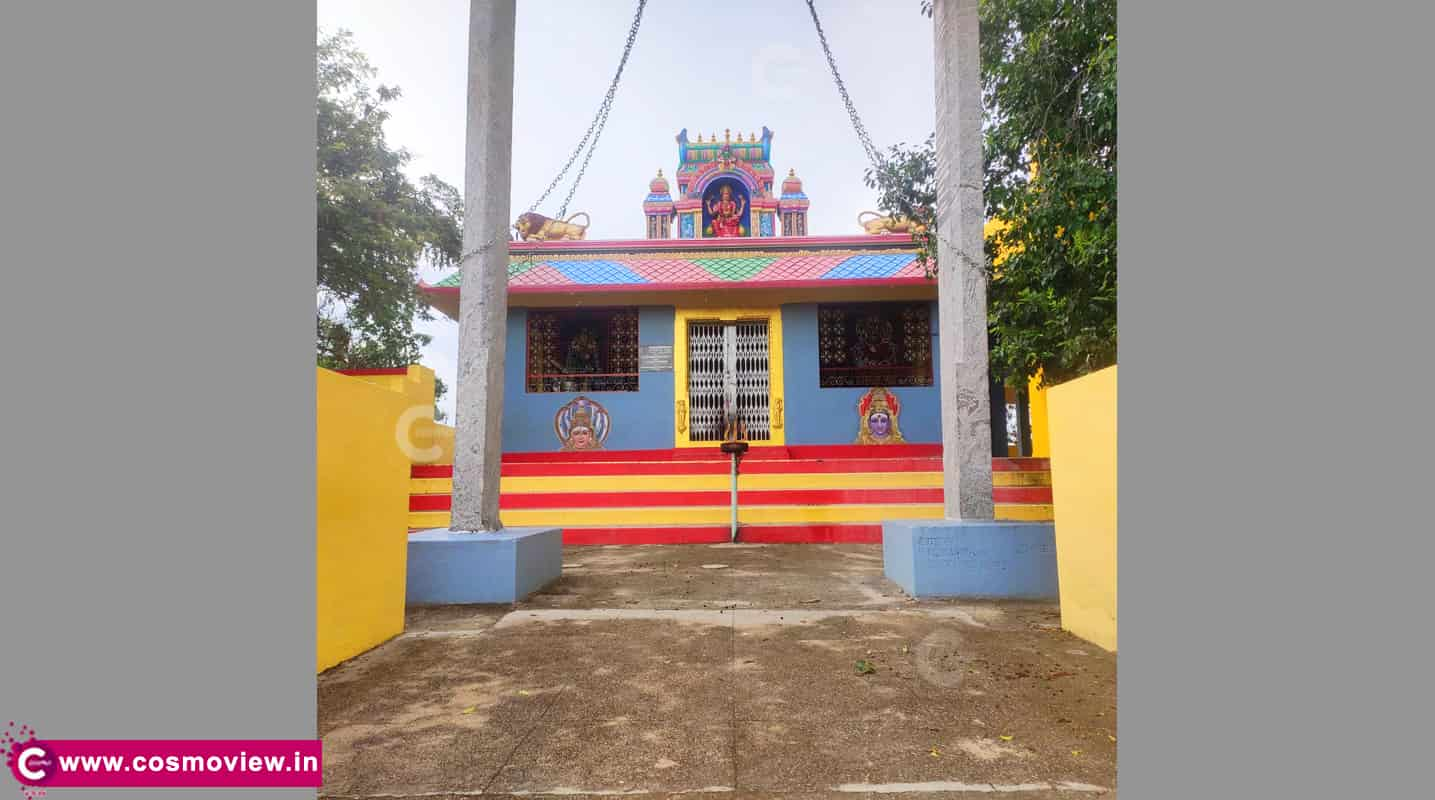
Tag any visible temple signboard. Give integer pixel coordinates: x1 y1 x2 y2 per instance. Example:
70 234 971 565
639 345 674 372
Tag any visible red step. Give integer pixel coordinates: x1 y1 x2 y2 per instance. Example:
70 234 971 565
415 453 1048 479
497 444 945 463
408 485 1051 512
558 524 882 546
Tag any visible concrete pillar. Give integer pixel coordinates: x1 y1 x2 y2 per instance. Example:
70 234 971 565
450 0 516 533
933 0 995 520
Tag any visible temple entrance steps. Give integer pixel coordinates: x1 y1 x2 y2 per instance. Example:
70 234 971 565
407 444 1052 545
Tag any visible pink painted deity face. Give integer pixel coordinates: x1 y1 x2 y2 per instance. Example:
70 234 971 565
569 426 595 450
720 186 732 200
868 411 892 439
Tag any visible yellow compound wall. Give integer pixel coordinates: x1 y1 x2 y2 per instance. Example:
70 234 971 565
341 366 455 465
1027 374 1051 458
316 368 414 672
1046 365 1118 652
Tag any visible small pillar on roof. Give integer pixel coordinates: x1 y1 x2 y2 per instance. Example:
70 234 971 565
643 168 675 239
778 169 810 237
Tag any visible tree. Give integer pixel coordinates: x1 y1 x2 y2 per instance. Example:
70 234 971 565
870 0 1117 387
317 29 461 413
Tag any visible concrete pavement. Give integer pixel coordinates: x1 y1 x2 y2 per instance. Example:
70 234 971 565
319 544 1116 798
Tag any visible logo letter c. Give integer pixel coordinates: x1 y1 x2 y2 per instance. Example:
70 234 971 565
17 746 49 781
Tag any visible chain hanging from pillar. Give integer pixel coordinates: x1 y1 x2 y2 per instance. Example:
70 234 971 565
804 0 883 173
540 0 647 221
804 0 976 273
462 0 648 262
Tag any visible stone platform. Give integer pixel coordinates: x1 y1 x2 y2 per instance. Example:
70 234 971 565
406 527 562 604
883 519 1059 599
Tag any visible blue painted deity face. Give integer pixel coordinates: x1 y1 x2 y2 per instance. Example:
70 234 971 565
868 411 892 439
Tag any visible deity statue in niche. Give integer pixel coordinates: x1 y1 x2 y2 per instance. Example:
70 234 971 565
563 328 601 374
855 387 905 445
705 184 746 237
555 396 611 451
851 314 897 367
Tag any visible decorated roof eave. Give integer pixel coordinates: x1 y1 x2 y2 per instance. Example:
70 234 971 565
418 275 936 320
502 233 918 258
416 234 933 321
420 275 932 296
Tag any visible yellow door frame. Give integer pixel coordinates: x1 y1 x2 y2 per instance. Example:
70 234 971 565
673 307 786 447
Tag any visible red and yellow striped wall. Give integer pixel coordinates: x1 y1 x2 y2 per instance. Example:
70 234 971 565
407 444 1052 545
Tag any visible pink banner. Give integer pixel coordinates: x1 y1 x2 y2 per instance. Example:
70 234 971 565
7 740 322 788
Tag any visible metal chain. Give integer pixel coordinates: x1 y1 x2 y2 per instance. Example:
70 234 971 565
805 0 980 277
805 0 884 172
557 0 645 218
459 0 647 264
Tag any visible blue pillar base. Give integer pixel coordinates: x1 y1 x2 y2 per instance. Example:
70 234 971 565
406 527 563 605
882 520 1059 599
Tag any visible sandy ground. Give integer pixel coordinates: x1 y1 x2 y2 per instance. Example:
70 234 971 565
319 544 1116 799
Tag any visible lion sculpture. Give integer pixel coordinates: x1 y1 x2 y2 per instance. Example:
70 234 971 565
513 212 591 242
858 211 927 236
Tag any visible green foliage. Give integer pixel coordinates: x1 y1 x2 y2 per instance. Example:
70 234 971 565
982 0 1116 385
317 30 463 372
871 0 1117 387
866 135 939 277
433 375 449 423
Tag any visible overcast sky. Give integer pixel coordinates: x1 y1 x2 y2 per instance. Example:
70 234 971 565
316 0 938 422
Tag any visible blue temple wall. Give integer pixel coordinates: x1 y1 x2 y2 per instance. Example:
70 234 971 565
779 303 943 445
499 302 941 451
502 306 676 452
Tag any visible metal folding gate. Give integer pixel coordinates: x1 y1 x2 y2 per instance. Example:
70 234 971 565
686 319 771 442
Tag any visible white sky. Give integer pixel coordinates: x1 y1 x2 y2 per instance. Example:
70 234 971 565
316 0 938 422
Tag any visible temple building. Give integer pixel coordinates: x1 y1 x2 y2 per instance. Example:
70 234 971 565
415 127 1049 544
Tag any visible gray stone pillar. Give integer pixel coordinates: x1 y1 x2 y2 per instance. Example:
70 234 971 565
933 0 995 520
450 0 517 533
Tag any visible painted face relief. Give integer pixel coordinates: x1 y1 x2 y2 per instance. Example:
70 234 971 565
855 387 904 445
555 396 610 451
869 411 891 438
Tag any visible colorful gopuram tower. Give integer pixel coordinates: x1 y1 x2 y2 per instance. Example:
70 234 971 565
643 127 809 239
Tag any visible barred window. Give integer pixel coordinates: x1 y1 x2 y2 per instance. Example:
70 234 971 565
526 308 640 393
817 302 933 388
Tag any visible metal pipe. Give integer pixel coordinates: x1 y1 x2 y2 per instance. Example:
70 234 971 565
730 451 739 542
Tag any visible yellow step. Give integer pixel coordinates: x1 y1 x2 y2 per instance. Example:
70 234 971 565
407 502 1053 530
410 470 1047 495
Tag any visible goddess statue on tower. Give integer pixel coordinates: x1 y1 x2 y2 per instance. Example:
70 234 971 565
705 185 746 237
